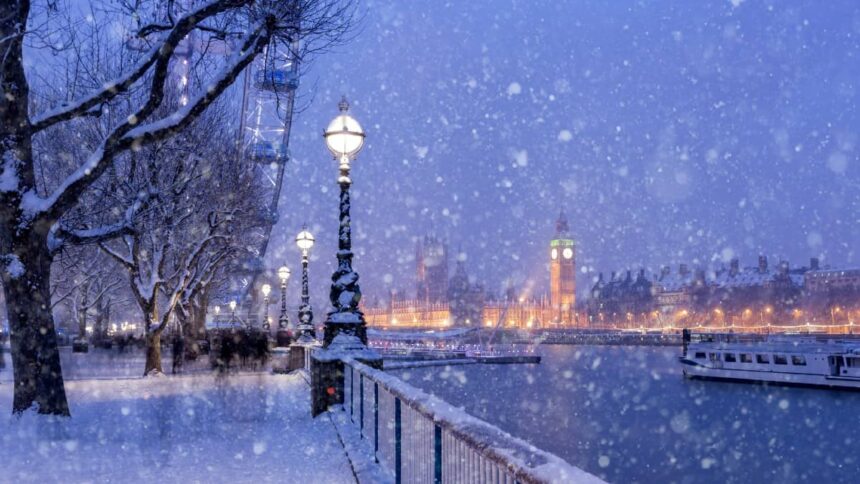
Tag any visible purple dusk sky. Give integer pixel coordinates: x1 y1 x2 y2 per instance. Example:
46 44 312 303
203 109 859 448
263 0 859 304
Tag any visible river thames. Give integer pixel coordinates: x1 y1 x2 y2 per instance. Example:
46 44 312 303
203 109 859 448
394 345 859 483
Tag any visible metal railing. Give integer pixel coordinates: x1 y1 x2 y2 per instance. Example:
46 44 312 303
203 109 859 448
296 343 318 372
340 359 601 484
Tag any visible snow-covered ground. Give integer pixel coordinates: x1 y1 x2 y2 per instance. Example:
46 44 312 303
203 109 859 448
0 351 355 483
0 347 214 382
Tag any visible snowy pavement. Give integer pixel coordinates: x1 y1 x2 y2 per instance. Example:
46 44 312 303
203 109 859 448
0 347 216 382
0 368 356 483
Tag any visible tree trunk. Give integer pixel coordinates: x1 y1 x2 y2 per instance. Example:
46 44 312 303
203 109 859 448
176 305 196 360
1 0 68 416
95 299 110 343
192 290 209 340
77 290 88 340
2 238 70 416
144 331 163 376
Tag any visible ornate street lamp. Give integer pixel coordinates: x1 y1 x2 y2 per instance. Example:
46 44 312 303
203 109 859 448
277 265 291 346
321 97 369 347
311 97 381 418
295 226 316 342
261 283 272 330
229 300 237 324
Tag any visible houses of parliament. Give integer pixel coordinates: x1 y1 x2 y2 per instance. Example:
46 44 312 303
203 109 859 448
363 210 860 332
363 213 579 329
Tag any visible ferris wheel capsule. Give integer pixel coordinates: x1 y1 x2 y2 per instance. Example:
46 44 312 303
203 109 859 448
249 141 289 164
254 69 299 92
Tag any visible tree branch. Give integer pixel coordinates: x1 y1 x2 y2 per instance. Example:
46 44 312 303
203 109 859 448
122 20 272 145
98 241 134 269
29 0 249 133
47 188 152 254
23 13 272 226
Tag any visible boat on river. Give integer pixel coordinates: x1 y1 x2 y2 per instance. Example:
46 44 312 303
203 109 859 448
679 330 860 390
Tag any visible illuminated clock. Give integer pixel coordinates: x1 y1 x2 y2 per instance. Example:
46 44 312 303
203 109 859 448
562 247 574 259
551 248 558 260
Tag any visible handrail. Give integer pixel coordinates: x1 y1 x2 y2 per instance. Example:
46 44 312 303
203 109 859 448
342 358 602 484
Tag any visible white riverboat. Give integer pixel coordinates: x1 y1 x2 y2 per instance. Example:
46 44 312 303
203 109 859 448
679 330 860 390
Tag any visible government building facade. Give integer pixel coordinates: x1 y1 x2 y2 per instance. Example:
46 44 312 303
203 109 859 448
364 213 578 329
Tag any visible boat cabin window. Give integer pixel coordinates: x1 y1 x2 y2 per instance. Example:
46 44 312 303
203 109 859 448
724 353 737 363
847 357 860 368
791 355 807 366
694 352 706 359
709 353 719 362
756 354 769 364
774 354 788 365
740 353 753 363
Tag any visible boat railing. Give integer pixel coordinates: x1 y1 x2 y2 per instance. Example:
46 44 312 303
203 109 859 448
689 332 769 344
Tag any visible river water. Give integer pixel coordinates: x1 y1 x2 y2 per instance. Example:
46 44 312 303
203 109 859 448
393 345 859 483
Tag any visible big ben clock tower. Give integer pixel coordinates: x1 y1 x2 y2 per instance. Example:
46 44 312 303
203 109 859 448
550 211 576 320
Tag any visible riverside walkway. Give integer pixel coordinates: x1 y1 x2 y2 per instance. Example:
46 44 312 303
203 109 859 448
1 348 354 483
0 347 601 483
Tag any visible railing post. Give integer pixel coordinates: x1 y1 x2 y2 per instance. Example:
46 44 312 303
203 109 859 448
434 424 442 484
395 397 402 484
349 368 354 420
359 374 365 437
374 382 379 463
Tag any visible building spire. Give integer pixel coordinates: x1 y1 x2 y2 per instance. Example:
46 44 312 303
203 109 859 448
556 210 570 235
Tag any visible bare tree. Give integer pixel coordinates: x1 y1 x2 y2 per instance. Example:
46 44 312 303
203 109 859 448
64 256 123 344
101 207 238 375
0 0 355 415
101 107 265 375
173 174 262 360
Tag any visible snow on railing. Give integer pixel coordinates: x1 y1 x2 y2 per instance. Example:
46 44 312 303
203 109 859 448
303 344 316 371
340 359 602 484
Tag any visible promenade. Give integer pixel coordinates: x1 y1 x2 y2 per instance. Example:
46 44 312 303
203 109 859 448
0 350 354 483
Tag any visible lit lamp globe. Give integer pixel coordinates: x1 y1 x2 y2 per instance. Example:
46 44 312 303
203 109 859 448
261 283 271 298
278 265 291 282
324 98 365 164
296 229 315 253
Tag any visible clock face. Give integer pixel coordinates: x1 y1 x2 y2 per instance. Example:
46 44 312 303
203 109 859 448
551 248 558 260
562 247 574 259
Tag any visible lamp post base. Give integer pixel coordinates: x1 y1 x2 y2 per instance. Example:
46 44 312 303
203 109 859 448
323 320 368 347
276 329 292 347
310 334 381 417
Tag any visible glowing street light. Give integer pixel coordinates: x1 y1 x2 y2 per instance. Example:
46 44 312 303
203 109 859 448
831 306 841 325
261 283 272 330
295 226 316 342
321 97 370 347
277 265 291 345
